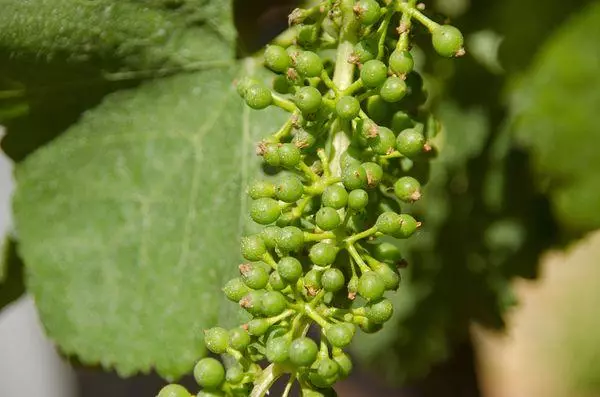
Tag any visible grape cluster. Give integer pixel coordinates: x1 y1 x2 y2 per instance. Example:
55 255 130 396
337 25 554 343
159 1 463 396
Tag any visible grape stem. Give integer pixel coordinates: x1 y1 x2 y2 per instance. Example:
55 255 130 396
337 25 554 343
396 1 440 32
249 364 285 397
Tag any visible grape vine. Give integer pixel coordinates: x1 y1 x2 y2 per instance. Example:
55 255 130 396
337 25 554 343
159 1 464 396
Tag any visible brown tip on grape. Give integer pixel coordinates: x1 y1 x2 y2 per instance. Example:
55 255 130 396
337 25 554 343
348 54 360 64
417 3 426 10
397 259 409 269
416 221 423 228
306 286 319 297
411 191 422 201
348 291 357 300
397 22 409 35
455 48 466 57
239 263 252 275
239 296 252 308
256 142 267 156
367 125 379 138
242 323 249 331
423 143 433 152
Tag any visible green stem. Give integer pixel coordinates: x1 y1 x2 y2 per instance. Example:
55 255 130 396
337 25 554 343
282 373 296 397
272 94 298 112
249 364 285 397
396 0 416 51
304 304 330 329
347 243 371 273
304 231 337 242
377 11 395 60
396 1 440 32
345 225 378 244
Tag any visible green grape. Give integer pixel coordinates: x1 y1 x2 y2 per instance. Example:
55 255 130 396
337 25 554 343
368 126 396 155
279 143 302 168
365 298 394 324
262 143 281 167
342 164 368 190
322 185 348 209
340 147 363 170
277 226 305 251
394 176 422 202
358 318 383 334
277 256 303 282
354 37 378 63
293 128 317 149
229 327 251 351
309 242 339 266
264 45 290 73
193 358 225 389
197 391 225 397
275 175 304 203
333 351 353 379
266 337 291 363
245 84 273 110
373 242 402 263
226 366 245 384
269 271 288 291
276 211 297 227
240 290 265 317
326 323 355 347
380 76 407 103
236 76 259 98
336 96 360 120
247 318 270 336
355 0 381 25
360 60 387 88
317 358 340 379
261 291 288 317
315 207 341 231
261 226 281 249
223 277 250 302
432 25 464 57
389 50 414 75
204 327 229 354
240 235 266 261
273 74 292 94
250 197 281 225
362 162 383 188
304 268 323 291
347 189 369 210
309 368 337 388
391 111 414 133
376 212 402 235
240 264 269 290
157 384 190 397
393 213 419 239
295 86 322 114
295 51 323 77
396 128 425 158
357 272 386 301
321 268 345 292
289 337 319 367
365 95 390 123
248 180 275 199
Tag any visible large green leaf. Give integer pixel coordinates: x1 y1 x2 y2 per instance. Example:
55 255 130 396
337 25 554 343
12 63 288 379
509 2 600 234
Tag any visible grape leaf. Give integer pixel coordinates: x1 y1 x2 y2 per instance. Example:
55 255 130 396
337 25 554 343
508 2 600 234
12 63 288 379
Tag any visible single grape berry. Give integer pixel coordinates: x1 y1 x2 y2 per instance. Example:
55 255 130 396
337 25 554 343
354 37 378 63
357 272 386 301
316 358 340 382
245 84 273 110
358 318 383 334
380 76 407 103
394 213 420 239
261 225 280 249
247 318 270 336
304 268 322 291
193 358 225 389
322 185 349 209
264 45 290 73
373 242 402 263
309 242 339 266
262 143 281 167
368 126 396 155
376 212 402 235
273 74 292 94
197 391 224 397
365 298 394 324
269 271 288 291
223 277 250 302
362 162 383 188
373 262 400 291
355 0 381 25
277 256 303 282
289 337 319 367
396 128 426 158
326 323 355 347
315 207 341 231
295 51 323 77
248 180 275 199
204 327 229 354
239 263 269 290
277 226 305 251
157 384 190 397
250 197 281 225
292 128 317 149
333 351 353 379
365 95 390 123
342 164 368 190
240 290 265 317
340 147 363 170
240 235 266 261
295 86 322 114
432 25 464 57
389 50 414 75
360 60 387 88
266 337 291 363
336 96 360 120
321 268 345 292
236 76 258 98
228 328 251 351
226 366 244 384
347 189 369 210
394 176 422 202
391 111 414 133
261 291 288 317
275 175 304 203
279 143 302 168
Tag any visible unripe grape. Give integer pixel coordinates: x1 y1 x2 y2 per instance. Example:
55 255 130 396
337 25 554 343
304 268 323 291
226 366 244 384
396 128 426 158
373 242 402 263
368 126 396 155
357 272 386 301
336 96 360 120
240 290 264 317
389 50 414 74
277 256 303 282
250 197 281 225
247 318 270 336
240 235 266 261
347 189 369 210
355 0 381 25
365 95 390 123
297 24 319 47
275 176 304 203
342 164 368 190
394 176 422 202
362 162 383 188
295 51 323 77
315 207 341 230
295 86 322 114
358 317 383 333
354 37 378 63
269 271 288 291
228 327 251 351
204 327 229 354
279 143 302 168
326 323 355 347
197 391 224 397
248 180 275 199
236 76 258 98
333 351 353 379
261 226 280 249
193 358 225 389
261 291 288 316
322 185 349 209
360 60 387 88
273 74 292 94
266 337 291 363
365 298 394 324
239 263 269 290
432 25 464 57
158 384 190 397
309 242 339 266
376 212 402 235
264 45 290 73
391 111 414 133
277 226 305 251
380 76 407 103
289 337 318 367
223 277 250 302
393 214 420 239
321 268 345 292
262 143 281 167
245 84 272 110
